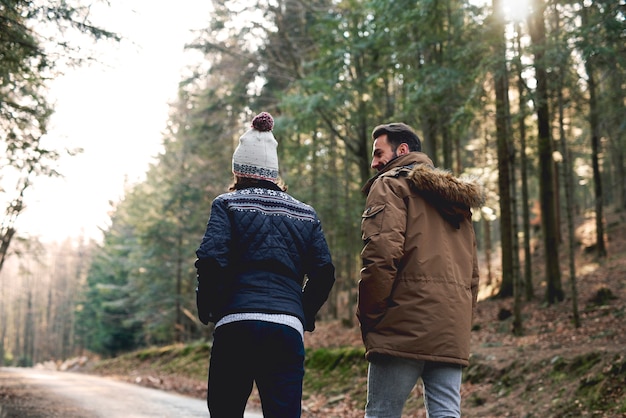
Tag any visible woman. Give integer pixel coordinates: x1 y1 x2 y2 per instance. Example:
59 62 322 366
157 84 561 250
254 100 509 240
195 111 335 418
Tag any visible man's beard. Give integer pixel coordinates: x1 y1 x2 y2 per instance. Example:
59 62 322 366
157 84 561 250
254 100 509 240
380 150 399 171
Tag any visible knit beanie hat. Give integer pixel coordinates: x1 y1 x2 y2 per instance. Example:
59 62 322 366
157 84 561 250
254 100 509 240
232 112 279 182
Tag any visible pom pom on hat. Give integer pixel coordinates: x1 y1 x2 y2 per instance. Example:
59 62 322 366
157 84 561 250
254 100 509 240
251 112 274 132
232 112 279 182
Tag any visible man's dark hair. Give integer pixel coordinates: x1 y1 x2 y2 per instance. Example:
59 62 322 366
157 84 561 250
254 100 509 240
372 123 422 152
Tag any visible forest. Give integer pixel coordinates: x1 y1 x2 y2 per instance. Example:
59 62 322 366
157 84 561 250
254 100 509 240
0 0 624 368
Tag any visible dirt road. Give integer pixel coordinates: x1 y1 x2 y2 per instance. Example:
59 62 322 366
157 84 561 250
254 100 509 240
0 367 263 417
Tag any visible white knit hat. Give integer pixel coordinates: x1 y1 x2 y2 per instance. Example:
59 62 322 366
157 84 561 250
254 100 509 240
232 112 279 182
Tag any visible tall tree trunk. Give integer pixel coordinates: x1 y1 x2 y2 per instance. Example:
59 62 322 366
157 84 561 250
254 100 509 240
505 22 522 332
616 149 626 211
14 294 22 365
607 58 626 211
506 29 523 330
554 5 581 328
560 140 581 328
423 115 439 167
587 58 607 259
326 130 339 320
46 279 54 360
174 142 188 343
482 132 494 291
528 0 564 304
175 232 183 343
515 23 534 301
510 115 522 335
454 135 462 175
23 289 35 366
493 0 514 299
582 4 607 258
442 124 452 171
344 156 355 327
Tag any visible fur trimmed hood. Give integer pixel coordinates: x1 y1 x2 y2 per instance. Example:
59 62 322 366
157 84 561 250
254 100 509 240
408 164 485 209
363 152 485 229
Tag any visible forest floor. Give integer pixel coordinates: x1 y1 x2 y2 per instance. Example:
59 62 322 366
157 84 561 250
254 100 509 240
6 210 626 417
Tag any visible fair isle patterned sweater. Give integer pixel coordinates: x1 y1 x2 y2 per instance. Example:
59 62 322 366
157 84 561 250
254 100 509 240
195 182 335 332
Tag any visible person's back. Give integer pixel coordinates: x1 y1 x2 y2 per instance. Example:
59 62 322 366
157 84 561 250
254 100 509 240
357 122 484 418
197 181 332 329
360 152 481 365
195 112 335 418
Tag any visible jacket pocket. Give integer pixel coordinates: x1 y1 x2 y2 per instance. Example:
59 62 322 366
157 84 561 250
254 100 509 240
361 204 385 241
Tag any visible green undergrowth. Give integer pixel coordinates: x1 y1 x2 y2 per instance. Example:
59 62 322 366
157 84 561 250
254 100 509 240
90 343 371 405
303 346 368 403
89 343 370 397
90 342 626 416
90 341 211 381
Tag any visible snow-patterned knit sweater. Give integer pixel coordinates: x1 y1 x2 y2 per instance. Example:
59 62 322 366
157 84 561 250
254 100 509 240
195 181 335 333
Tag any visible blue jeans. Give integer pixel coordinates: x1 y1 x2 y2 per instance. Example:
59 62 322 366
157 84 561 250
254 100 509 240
208 320 304 418
365 355 462 418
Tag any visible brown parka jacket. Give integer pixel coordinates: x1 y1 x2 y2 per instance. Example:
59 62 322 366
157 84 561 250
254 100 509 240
357 152 484 367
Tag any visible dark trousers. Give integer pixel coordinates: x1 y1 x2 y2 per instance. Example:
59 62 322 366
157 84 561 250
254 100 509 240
207 320 305 418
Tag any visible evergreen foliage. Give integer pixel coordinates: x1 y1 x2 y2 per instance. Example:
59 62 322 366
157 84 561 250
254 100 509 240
0 0 119 275
4 0 623 357
75 0 625 354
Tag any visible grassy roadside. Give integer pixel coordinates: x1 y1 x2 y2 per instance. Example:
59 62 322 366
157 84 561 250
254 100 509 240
86 343 370 408
85 335 626 417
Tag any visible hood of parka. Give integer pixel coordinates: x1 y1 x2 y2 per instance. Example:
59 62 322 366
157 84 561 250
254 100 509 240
362 152 485 228
408 163 485 229
408 163 485 209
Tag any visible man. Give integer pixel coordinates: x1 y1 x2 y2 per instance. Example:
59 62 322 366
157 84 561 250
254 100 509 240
195 111 335 418
357 122 484 418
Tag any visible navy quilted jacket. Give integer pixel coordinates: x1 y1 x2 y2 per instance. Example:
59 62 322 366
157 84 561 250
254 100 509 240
195 181 335 331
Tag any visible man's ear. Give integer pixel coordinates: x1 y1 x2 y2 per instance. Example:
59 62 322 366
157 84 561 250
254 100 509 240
398 143 409 155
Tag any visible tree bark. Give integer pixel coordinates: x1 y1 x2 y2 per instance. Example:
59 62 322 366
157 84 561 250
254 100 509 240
493 0 514 299
582 3 607 258
528 0 564 304
514 23 534 301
